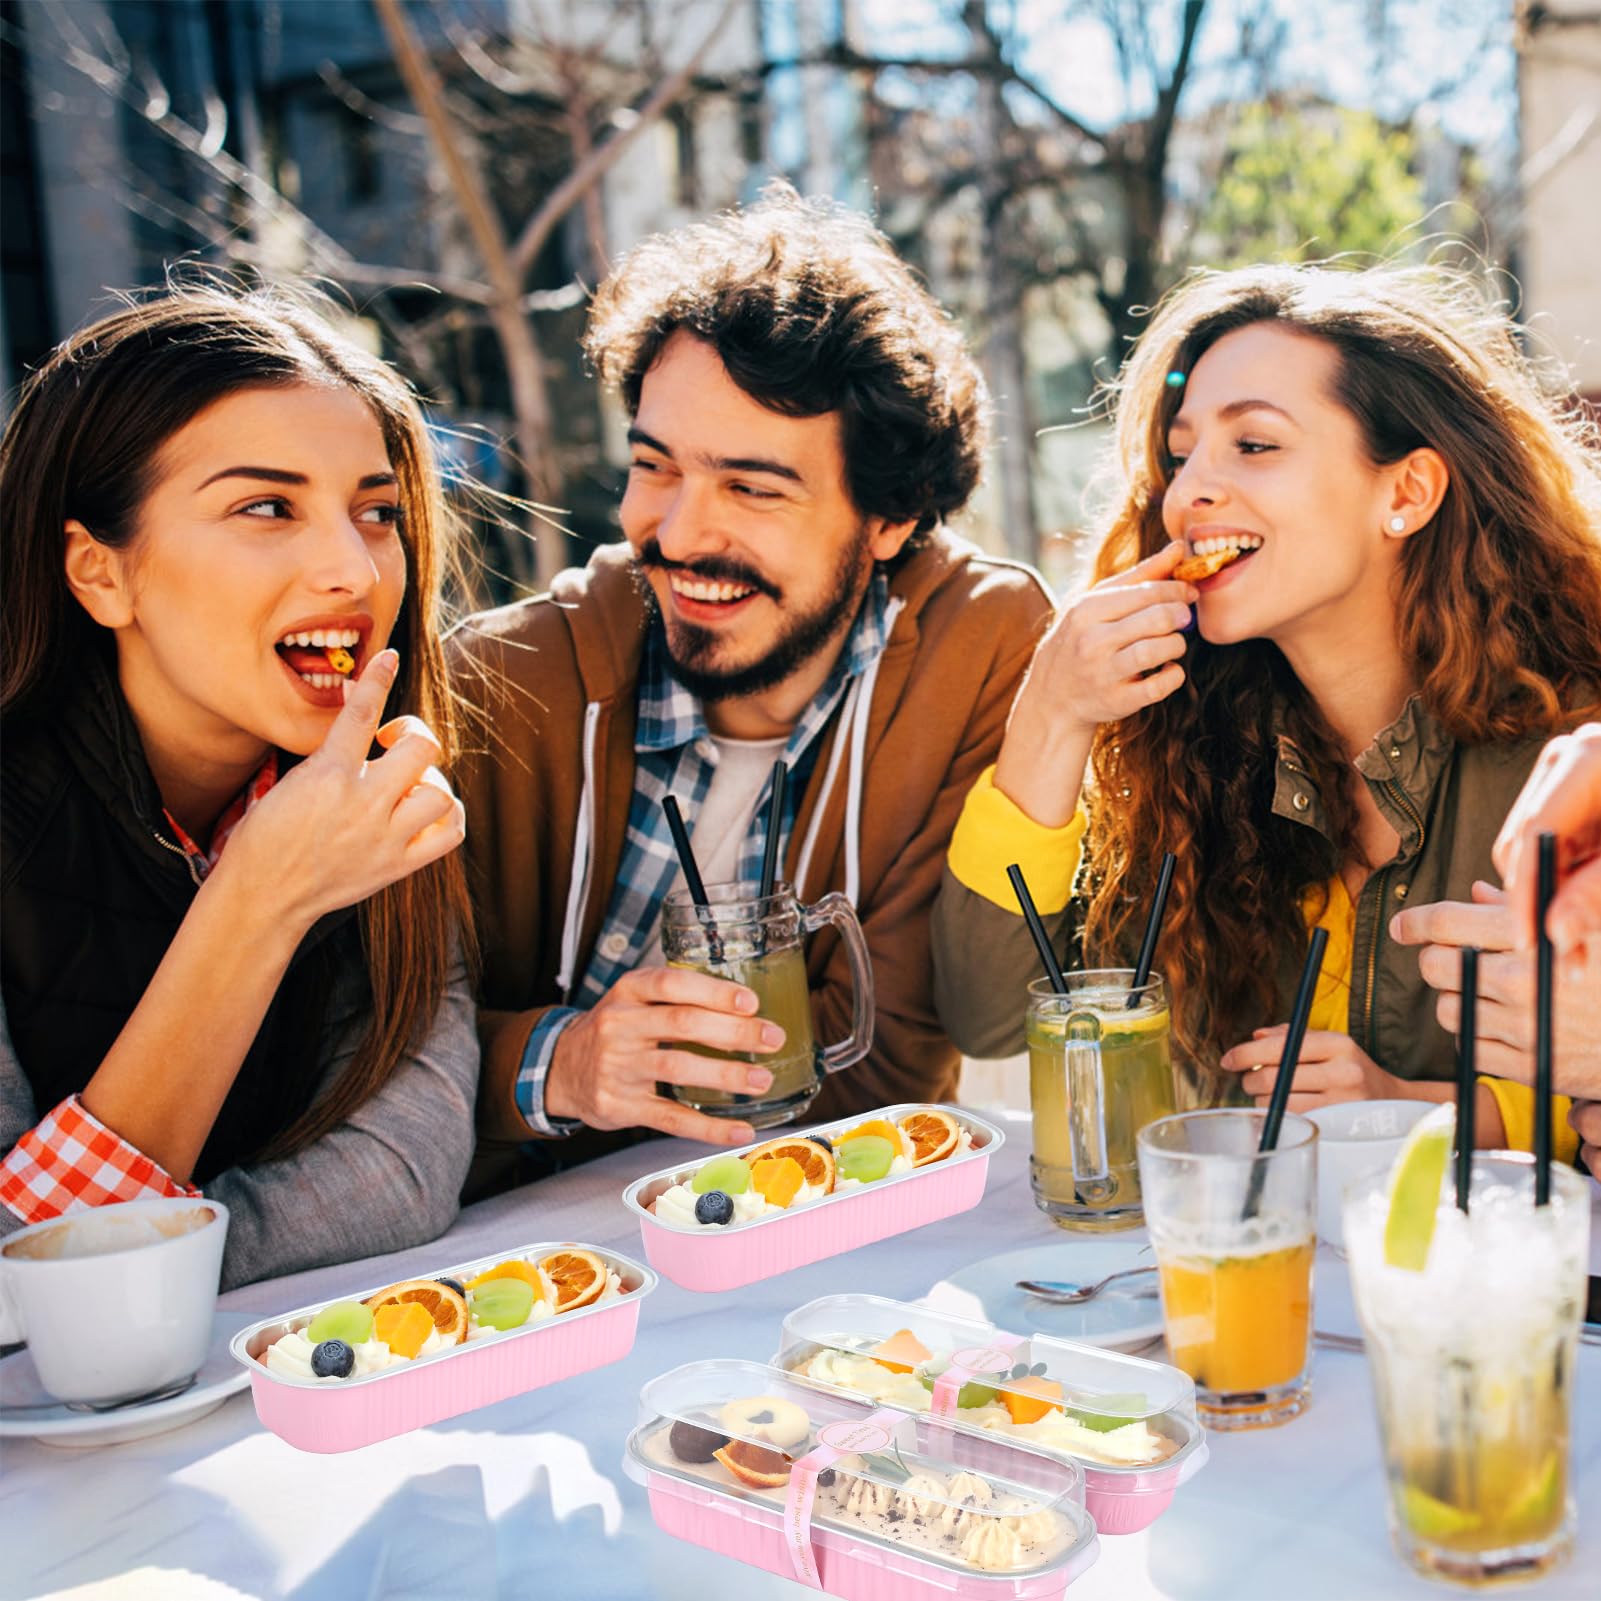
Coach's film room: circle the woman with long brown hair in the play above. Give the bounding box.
[932,263,1601,1152]
[0,285,476,1286]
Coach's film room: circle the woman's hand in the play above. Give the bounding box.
[1391,881,1601,1099]
[1219,1026,1412,1112]
[544,967,784,1146]
[995,542,1198,826]
[218,649,466,930]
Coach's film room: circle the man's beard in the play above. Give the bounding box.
[633,524,872,703]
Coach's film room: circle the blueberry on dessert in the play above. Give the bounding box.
[694,1190,735,1226]
[311,1339,356,1379]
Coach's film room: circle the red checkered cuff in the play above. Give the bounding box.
[0,1096,199,1225]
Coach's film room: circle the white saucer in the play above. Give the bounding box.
[0,1310,254,1448]
[923,1239,1166,1349]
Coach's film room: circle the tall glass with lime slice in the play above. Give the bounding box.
[1344,1126,1590,1587]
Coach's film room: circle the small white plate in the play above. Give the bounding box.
[923,1239,1166,1348]
[0,1311,253,1448]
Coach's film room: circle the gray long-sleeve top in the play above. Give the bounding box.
[0,960,479,1290]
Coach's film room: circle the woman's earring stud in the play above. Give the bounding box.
[1389,515,1407,533]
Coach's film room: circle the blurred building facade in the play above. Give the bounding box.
[1519,0,1601,403]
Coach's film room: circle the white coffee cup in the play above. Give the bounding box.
[0,1196,228,1403]
[1306,1100,1434,1250]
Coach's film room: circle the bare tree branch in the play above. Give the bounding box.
[509,0,741,277]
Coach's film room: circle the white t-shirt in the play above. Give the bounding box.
[637,733,790,970]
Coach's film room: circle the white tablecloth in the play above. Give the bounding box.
[3,1112,1598,1601]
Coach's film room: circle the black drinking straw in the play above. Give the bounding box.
[1242,924,1329,1220]
[758,759,789,900]
[1126,851,1177,1008]
[1007,863,1069,995]
[1534,831,1556,1206]
[1455,947,1478,1213]
[661,794,723,963]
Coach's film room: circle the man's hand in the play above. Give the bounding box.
[544,966,786,1145]
[1219,1026,1414,1113]
[1493,722,1601,952]
[1391,882,1601,1099]
[1571,1101,1601,1181]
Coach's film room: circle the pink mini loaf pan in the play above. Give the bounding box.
[230,1241,655,1454]
[623,1104,1003,1294]
[627,1358,1101,1601]
[775,1294,1209,1535]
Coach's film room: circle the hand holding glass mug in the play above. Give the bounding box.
[544,966,784,1147]
[660,882,875,1131]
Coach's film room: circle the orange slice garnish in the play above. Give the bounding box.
[364,1277,468,1344]
[746,1137,835,1193]
[714,1438,793,1488]
[836,1117,912,1159]
[373,1300,435,1359]
[899,1108,961,1167]
[538,1247,607,1312]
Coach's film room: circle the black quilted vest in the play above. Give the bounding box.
[2,659,355,1183]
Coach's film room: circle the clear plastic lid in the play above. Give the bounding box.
[629,1358,1091,1581]
[776,1294,1197,1471]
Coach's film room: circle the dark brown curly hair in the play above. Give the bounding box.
[583,183,988,545]
[1080,263,1601,1084]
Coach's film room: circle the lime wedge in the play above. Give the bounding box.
[1505,1453,1563,1536]
[1382,1103,1456,1272]
[1401,1485,1481,1540]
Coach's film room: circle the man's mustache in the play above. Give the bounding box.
[634,539,781,601]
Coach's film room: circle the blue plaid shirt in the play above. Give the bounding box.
[516,576,893,1134]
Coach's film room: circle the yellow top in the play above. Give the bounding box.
[948,764,1577,1161]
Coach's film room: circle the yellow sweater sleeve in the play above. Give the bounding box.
[1306,877,1572,1160]
[1479,1077,1580,1165]
[946,765,1088,915]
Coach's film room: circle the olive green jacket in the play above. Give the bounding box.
[931,696,1550,1084]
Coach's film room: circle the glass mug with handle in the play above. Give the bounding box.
[660,881,874,1128]
[1026,971,1177,1231]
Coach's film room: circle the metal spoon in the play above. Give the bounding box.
[1,1374,198,1416]
[1016,1265,1159,1304]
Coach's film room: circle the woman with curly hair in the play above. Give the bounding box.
[1,285,476,1286]
[932,263,1601,1155]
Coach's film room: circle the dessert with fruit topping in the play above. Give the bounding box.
[650,1109,972,1232]
[262,1247,626,1382]
[789,1328,1184,1469]
[643,1387,1079,1575]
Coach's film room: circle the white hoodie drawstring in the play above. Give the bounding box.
[557,701,601,999]
[794,595,905,907]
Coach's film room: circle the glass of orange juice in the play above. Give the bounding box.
[1137,1109,1318,1430]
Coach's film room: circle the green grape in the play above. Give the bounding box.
[307,1300,373,1347]
[470,1278,536,1330]
[837,1135,894,1183]
[691,1154,752,1196]
[1066,1392,1148,1431]
[917,1370,998,1409]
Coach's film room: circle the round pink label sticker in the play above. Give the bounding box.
[817,1417,894,1454]
[949,1345,1015,1375]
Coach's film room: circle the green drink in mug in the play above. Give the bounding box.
[660,882,875,1129]
[1026,971,1176,1230]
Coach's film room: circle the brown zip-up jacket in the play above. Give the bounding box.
[932,696,1553,1085]
[454,536,1052,1161]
